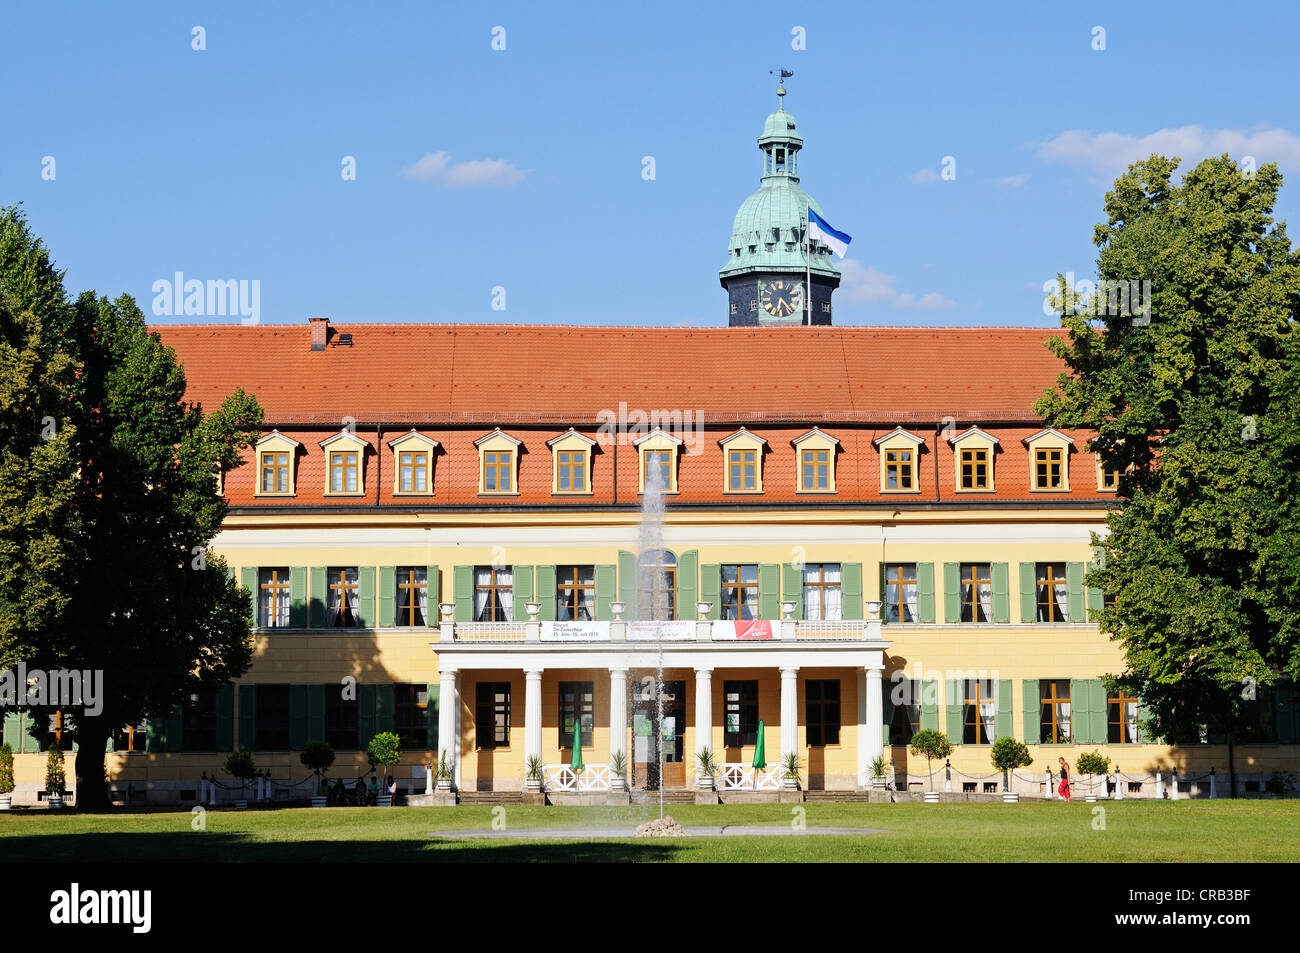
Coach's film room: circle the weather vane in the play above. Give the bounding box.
[770,68,793,106]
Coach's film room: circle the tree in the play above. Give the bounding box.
[0,207,265,810]
[1036,155,1300,797]
[908,729,952,792]
[990,737,1032,791]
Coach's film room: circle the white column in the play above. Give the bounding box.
[438,669,458,788]
[695,668,713,787]
[609,668,628,768]
[525,669,544,770]
[780,667,799,765]
[865,666,884,779]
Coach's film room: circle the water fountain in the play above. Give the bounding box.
[634,461,668,820]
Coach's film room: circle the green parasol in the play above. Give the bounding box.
[752,720,766,769]
[570,717,584,771]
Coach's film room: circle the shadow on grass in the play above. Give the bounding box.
[0,832,685,864]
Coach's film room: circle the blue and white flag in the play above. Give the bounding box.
[807,206,852,258]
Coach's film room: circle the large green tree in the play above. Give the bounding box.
[1036,156,1300,793]
[0,206,263,808]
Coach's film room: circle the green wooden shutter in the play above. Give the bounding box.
[105,731,116,754]
[917,563,935,624]
[1070,679,1091,744]
[700,564,721,620]
[357,684,377,749]
[426,683,441,752]
[991,562,1010,623]
[165,706,183,753]
[23,713,42,753]
[945,679,964,743]
[877,563,888,607]
[379,566,396,627]
[376,683,396,734]
[308,684,326,744]
[241,567,258,620]
[757,563,779,620]
[1023,680,1040,743]
[1066,562,1085,623]
[996,679,1013,740]
[920,680,940,732]
[1086,549,1104,620]
[512,565,534,621]
[309,566,327,627]
[1019,562,1037,623]
[594,564,615,621]
[426,566,440,625]
[357,567,375,627]
[289,566,307,627]
[782,563,804,620]
[676,550,698,620]
[535,564,557,621]
[842,563,863,620]
[146,718,165,753]
[3,711,20,751]
[453,566,474,622]
[216,685,235,751]
[1137,698,1152,744]
[1276,685,1297,745]
[238,685,257,750]
[618,550,636,612]
[1088,680,1107,744]
[943,563,961,623]
[288,685,307,750]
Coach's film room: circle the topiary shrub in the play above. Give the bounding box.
[224,749,257,800]
[1076,750,1110,775]
[45,746,66,797]
[0,743,14,796]
[367,732,402,770]
[908,729,952,792]
[991,737,1033,791]
[300,740,335,794]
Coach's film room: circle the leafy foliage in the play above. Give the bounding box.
[1076,751,1110,775]
[224,749,257,782]
[990,737,1033,773]
[909,729,952,792]
[437,749,454,782]
[300,740,335,774]
[45,745,65,796]
[367,732,402,767]
[695,746,717,775]
[1035,155,1300,745]
[782,750,801,780]
[0,742,14,795]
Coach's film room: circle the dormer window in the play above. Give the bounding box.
[255,431,301,497]
[1024,429,1075,492]
[633,428,682,495]
[873,428,926,494]
[319,431,371,497]
[719,429,767,494]
[474,429,522,496]
[547,429,596,496]
[948,427,1000,493]
[792,428,839,493]
[387,430,439,496]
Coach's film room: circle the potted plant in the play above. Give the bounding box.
[908,729,952,802]
[367,732,402,805]
[224,749,257,808]
[991,737,1033,801]
[695,746,718,791]
[609,750,627,792]
[0,743,14,811]
[869,754,888,789]
[781,751,801,790]
[45,745,66,809]
[435,749,454,792]
[1076,750,1110,801]
[524,754,543,792]
[300,740,335,807]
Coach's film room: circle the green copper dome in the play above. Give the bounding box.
[719,91,841,282]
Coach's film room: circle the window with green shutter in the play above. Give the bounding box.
[453,565,474,622]
[700,564,721,620]
[945,679,964,742]
[289,566,307,627]
[991,562,1010,623]
[676,550,698,620]
[916,563,935,623]
[594,564,616,621]
[511,565,534,621]
[782,563,805,620]
[1018,562,1037,623]
[919,679,940,733]
[536,564,559,621]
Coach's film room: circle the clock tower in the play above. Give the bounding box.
[720,80,840,326]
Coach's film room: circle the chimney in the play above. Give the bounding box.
[309,317,331,351]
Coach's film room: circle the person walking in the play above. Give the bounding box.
[1057,757,1071,801]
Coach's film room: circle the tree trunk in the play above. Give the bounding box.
[74,720,112,811]
[1227,732,1237,800]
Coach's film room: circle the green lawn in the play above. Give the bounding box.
[1,801,1296,862]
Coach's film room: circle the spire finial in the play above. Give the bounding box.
[770,68,793,110]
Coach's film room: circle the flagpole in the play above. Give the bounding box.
[805,214,812,325]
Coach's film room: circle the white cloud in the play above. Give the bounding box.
[839,259,955,310]
[1038,125,1300,176]
[909,167,941,184]
[401,150,530,188]
[989,173,1030,189]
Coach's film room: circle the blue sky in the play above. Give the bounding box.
[3,0,1297,328]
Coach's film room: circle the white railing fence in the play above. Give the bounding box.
[542,764,611,792]
[795,620,867,640]
[717,764,782,791]
[454,622,527,641]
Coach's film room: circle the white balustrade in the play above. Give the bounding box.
[794,620,867,640]
[542,764,612,793]
[454,622,528,642]
[718,764,782,791]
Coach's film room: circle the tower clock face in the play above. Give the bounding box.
[760,279,803,318]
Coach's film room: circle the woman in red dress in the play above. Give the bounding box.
[1057,757,1071,801]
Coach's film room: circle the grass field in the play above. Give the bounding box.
[2,800,1297,862]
